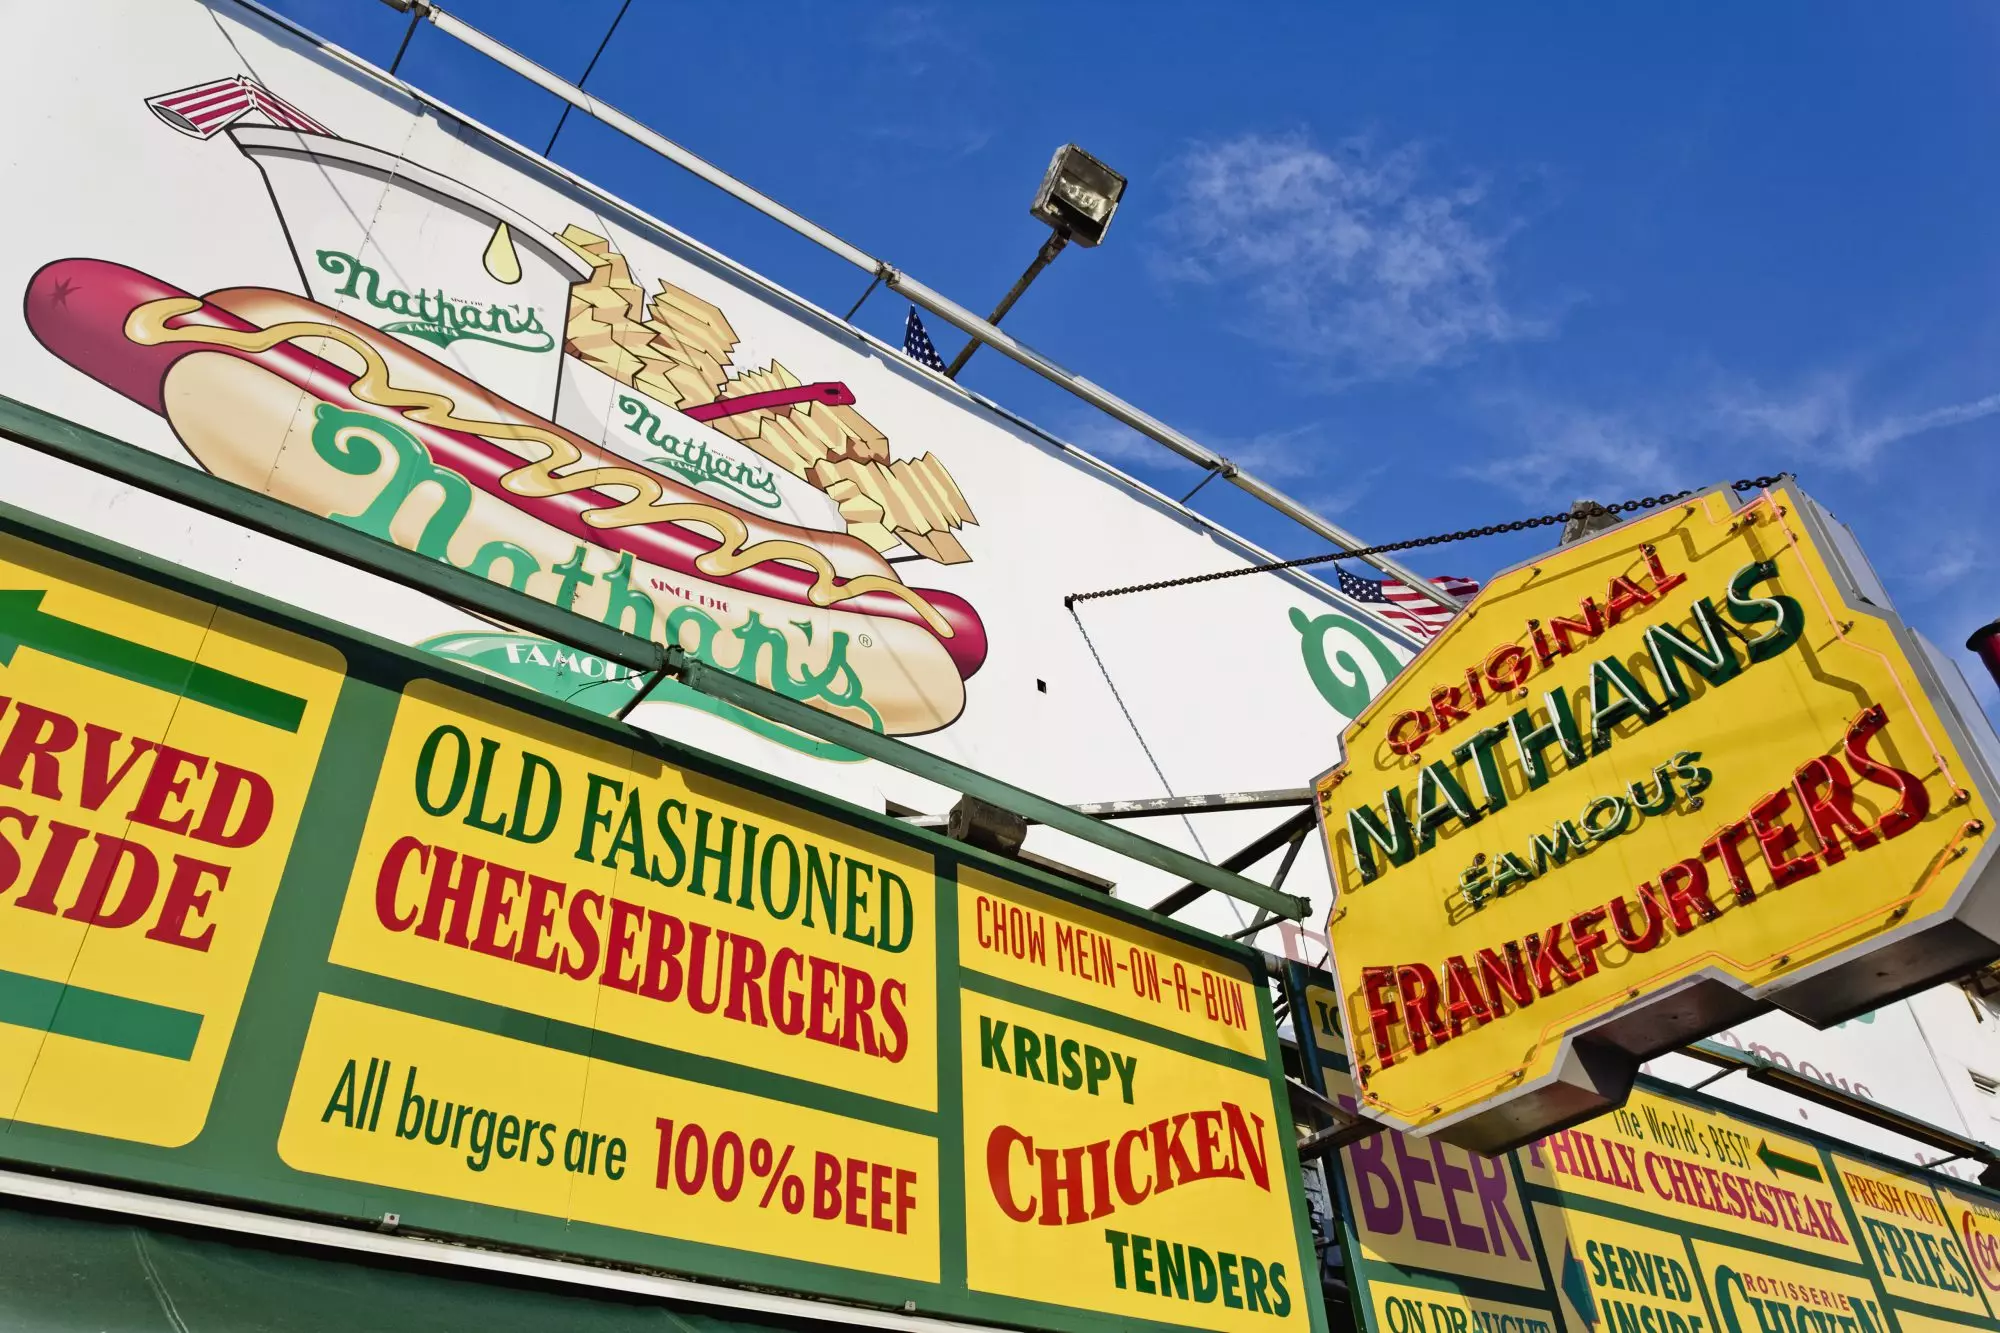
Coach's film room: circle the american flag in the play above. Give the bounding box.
[1336,569,1482,642]
[903,307,948,373]
[146,77,330,141]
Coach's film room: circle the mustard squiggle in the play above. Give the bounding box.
[127,297,953,637]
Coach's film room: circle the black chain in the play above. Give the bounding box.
[1063,477,1789,608]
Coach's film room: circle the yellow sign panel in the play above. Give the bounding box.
[1317,1050,1542,1289]
[1942,1186,2000,1310]
[1518,1088,1857,1263]
[1367,1279,1553,1333]
[1833,1154,1988,1316]
[960,989,1305,1331]
[279,995,939,1279]
[1533,1206,1708,1333]
[1318,483,1998,1146]
[0,532,342,1145]
[1899,1310,1999,1333]
[1302,983,1346,1054]
[1688,1239,1887,1333]
[960,867,1264,1059]
[331,680,937,1109]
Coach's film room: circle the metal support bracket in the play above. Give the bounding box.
[662,649,1306,920]
[1150,807,1317,918]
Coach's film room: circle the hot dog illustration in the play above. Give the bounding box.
[24,258,987,736]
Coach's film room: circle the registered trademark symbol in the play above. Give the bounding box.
[859,634,873,648]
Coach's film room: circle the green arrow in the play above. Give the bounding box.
[1756,1139,1824,1182]
[0,589,304,732]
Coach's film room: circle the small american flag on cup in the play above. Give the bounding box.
[147,76,329,140]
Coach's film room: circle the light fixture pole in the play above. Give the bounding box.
[945,143,1125,380]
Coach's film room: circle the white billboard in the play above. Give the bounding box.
[0,0,1423,939]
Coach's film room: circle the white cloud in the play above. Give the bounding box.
[1470,375,2000,503]
[1055,413,1334,484]
[1153,132,1541,382]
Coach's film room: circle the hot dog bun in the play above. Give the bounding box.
[24,257,990,734]
[161,349,969,735]
[204,287,895,583]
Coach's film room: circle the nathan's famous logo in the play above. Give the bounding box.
[317,249,555,354]
[616,394,782,511]
[26,87,988,760]
[1329,548,1935,1070]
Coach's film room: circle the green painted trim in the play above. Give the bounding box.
[0,970,202,1061]
[935,857,968,1294]
[1820,1139,1913,1331]
[1262,981,1334,1333]
[1682,1233,1727,1333]
[0,588,305,731]
[1916,1175,2000,1321]
[958,967,1270,1077]
[1511,1156,1564,1322]
[1347,1257,1554,1310]
[1517,1179,1874,1274]
[1880,1292,2000,1325]
[322,966,938,1137]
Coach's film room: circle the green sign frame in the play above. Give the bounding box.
[0,498,1324,1333]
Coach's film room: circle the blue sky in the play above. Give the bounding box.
[265,0,2000,708]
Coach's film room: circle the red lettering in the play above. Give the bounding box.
[516,875,565,972]
[1396,963,1446,1052]
[1527,923,1580,995]
[0,703,76,798]
[60,833,158,928]
[988,1126,1036,1222]
[1362,965,1402,1068]
[1608,889,1666,952]
[375,836,427,931]
[1387,711,1433,756]
[1484,645,1532,693]
[1794,754,1879,865]
[1701,819,1758,904]
[1568,906,1609,977]
[126,746,206,836]
[1845,706,1930,839]
[1658,858,1720,932]
[191,763,273,848]
[143,855,229,951]
[1748,790,1819,888]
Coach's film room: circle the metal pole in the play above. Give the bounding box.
[387,3,1465,615]
[543,0,632,156]
[944,230,1068,379]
